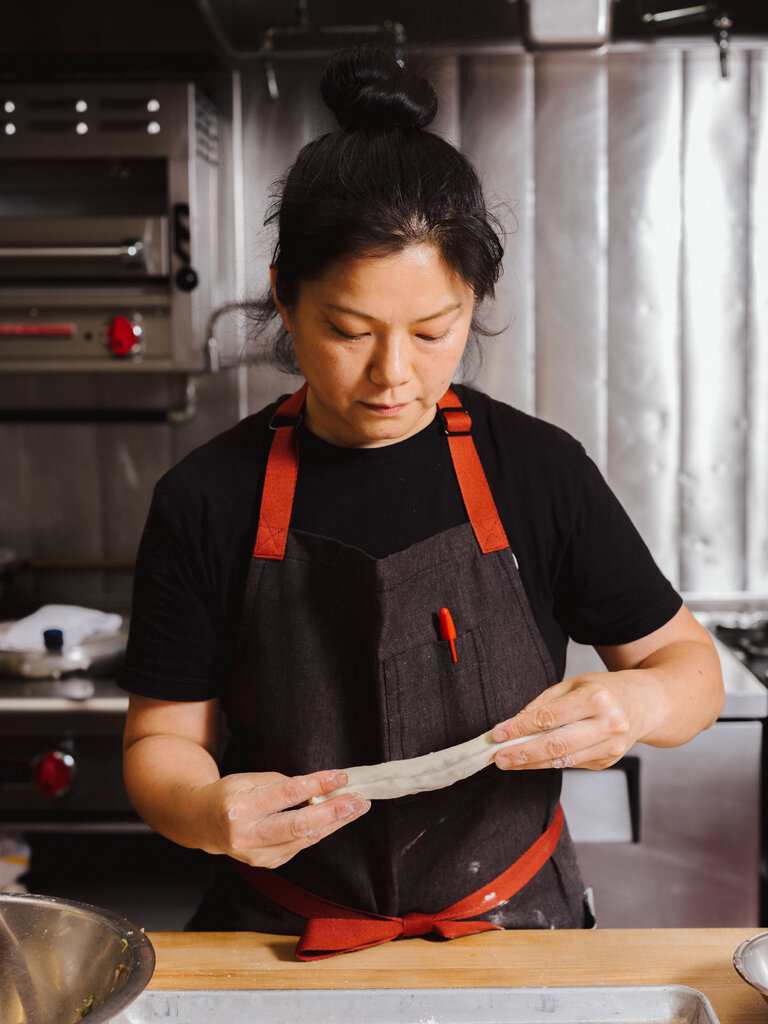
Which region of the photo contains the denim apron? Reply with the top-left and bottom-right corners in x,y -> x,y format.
188,386 -> 588,949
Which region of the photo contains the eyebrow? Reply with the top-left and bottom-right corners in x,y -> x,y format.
323,301 -> 463,323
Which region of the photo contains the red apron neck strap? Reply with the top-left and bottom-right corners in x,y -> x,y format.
252,383 -> 307,560
253,384 -> 509,560
438,389 -> 510,554
270,382 -> 307,424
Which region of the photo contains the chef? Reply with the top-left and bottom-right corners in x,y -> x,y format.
119,46 -> 724,958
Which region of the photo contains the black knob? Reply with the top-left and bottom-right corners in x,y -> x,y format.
175,266 -> 199,292
43,628 -> 64,652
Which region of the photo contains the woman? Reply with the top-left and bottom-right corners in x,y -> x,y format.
120,47 -> 724,958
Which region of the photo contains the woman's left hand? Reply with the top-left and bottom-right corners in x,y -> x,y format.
491,670 -> 652,771
491,604 -> 725,772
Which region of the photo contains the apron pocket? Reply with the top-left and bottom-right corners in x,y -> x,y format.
382,628 -> 497,760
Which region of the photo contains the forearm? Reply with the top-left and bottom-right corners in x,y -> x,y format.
631,638 -> 724,748
123,733 -> 224,853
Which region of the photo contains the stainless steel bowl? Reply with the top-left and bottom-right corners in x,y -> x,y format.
734,931 -> 768,1002
0,892 -> 155,1024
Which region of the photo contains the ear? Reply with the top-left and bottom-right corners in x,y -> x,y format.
270,267 -> 292,334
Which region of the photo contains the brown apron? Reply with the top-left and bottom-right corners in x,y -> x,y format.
187,385 -> 588,945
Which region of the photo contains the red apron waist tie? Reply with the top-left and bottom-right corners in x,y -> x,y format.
231,803 -> 563,960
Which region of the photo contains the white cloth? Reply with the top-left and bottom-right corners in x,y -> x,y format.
0,604 -> 123,651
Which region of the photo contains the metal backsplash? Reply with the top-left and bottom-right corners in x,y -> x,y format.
2,40 -> 767,613
240,41 -> 768,600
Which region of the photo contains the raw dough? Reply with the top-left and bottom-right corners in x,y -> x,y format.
310,727 -> 554,803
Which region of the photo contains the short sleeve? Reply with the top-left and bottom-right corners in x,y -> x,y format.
553,455 -> 682,646
118,473 -> 226,701
118,406 -> 276,702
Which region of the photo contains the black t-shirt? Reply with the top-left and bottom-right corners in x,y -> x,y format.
119,384 -> 681,701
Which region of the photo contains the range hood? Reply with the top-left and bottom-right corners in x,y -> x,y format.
194,0 -> 765,57
1,0 -> 765,76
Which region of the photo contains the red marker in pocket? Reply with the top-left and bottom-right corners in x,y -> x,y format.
439,607 -> 458,662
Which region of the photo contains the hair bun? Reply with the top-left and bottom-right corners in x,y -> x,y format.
320,47 -> 438,131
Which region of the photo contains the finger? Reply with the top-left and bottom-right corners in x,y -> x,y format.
492,700 -> 565,744
247,770 -> 350,816
236,792 -> 371,866
494,723 -> 573,768
491,685 -> 575,744
495,718 -> 629,771
492,676 -> 617,745
518,679 -> 575,710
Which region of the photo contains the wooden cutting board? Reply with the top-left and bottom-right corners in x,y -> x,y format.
146,927 -> 766,1024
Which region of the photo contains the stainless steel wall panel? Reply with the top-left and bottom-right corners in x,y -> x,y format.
533,52 -> 609,467
100,424 -> 172,608
0,424 -> 33,560
171,370 -> 242,463
680,50 -> 751,592
430,56 -> 461,147
3,42 -> 768,611
460,55 -> 537,412
0,380 -> 103,578
240,59 -> 328,414
100,426 -> 171,560
747,52 -> 768,592
605,50 -> 683,584
23,425 -> 102,559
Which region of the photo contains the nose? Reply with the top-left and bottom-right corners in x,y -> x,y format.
368,333 -> 410,389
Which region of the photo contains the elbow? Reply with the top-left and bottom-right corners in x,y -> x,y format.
682,659 -> 726,741
703,676 -> 726,732
702,639 -> 726,730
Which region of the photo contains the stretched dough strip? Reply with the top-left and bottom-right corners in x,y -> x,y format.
310,727 -> 555,803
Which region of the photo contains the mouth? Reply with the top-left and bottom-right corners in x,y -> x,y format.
361,401 -> 409,417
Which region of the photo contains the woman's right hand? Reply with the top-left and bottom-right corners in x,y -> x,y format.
122,695 -> 370,869
195,769 -> 370,869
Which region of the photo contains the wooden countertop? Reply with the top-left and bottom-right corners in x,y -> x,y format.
146,928 -> 767,1023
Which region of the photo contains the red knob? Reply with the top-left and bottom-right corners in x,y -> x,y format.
104,315 -> 142,358
31,751 -> 76,798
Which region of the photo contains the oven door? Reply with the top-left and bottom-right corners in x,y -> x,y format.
0,690 -> 209,931
0,157 -> 173,367
0,699 -> 136,829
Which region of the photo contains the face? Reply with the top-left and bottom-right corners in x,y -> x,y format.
272,244 -> 475,448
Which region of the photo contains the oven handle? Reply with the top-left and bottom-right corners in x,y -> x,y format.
0,241 -> 146,262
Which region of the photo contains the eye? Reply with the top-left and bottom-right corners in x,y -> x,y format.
330,323 -> 368,341
416,328 -> 453,343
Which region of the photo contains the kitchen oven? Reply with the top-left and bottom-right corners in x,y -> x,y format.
0,631 -> 208,929
0,80 -> 219,372
0,618 -> 132,828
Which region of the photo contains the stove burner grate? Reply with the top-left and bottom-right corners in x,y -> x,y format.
715,621 -> 768,658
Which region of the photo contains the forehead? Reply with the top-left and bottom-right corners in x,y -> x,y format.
299,244 -> 473,310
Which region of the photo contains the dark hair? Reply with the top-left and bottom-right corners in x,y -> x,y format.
251,47 -> 505,371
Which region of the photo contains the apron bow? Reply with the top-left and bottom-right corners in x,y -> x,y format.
298,909 -> 499,959
232,804 -> 563,960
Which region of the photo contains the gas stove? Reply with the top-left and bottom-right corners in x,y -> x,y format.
0,625 -> 132,828
0,674 -> 126,709
713,619 -> 768,683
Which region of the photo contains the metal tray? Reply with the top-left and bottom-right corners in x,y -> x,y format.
112,985 -> 720,1024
